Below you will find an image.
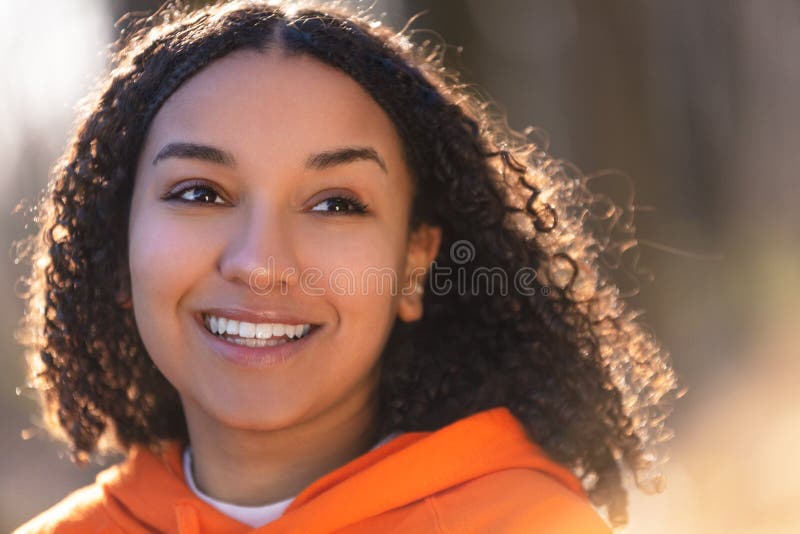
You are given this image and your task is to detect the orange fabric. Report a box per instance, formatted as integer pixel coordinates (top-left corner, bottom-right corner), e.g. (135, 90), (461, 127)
(14, 406), (612, 533)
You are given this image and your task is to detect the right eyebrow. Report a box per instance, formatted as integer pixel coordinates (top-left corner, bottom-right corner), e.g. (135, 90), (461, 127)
(152, 142), (236, 167)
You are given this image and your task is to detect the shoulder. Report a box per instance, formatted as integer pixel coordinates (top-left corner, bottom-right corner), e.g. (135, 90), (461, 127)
(428, 468), (613, 534)
(12, 481), (116, 534)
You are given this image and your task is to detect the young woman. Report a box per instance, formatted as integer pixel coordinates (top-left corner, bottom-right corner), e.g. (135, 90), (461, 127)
(14, 1), (679, 532)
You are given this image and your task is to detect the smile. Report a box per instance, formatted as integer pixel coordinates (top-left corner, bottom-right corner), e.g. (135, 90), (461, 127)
(202, 313), (317, 348)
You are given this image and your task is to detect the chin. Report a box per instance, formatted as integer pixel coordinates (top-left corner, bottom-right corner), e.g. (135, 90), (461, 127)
(194, 389), (318, 431)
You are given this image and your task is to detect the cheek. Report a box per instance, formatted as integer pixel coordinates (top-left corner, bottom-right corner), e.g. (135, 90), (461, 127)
(301, 222), (407, 357)
(299, 217), (405, 297)
(127, 211), (215, 370)
(129, 215), (209, 306)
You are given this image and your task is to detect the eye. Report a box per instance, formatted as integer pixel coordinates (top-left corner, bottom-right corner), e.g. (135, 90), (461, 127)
(163, 180), (227, 206)
(310, 195), (369, 215)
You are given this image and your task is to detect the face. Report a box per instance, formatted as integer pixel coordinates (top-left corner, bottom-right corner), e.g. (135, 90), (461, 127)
(128, 49), (441, 430)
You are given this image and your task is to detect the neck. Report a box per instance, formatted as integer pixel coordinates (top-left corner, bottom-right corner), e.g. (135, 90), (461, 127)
(181, 388), (380, 506)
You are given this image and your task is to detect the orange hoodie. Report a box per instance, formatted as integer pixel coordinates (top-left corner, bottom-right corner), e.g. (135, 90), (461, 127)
(14, 406), (612, 533)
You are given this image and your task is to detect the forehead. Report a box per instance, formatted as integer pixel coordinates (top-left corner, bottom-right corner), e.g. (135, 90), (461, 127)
(140, 48), (408, 176)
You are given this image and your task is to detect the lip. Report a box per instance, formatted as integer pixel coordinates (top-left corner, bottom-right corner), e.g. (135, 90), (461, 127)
(193, 312), (322, 369)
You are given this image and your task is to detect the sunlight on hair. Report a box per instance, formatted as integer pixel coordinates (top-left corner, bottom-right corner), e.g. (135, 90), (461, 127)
(0, 0), (110, 194)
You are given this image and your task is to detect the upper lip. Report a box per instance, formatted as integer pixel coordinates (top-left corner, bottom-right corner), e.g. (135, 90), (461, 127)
(199, 307), (321, 325)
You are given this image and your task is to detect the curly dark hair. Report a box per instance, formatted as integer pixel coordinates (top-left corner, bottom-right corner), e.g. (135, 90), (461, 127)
(14, 0), (681, 528)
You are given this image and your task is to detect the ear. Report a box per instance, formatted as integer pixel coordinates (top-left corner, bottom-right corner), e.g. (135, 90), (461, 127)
(397, 223), (442, 323)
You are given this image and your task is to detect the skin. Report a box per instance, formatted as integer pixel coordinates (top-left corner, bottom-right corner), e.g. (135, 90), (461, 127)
(127, 48), (441, 505)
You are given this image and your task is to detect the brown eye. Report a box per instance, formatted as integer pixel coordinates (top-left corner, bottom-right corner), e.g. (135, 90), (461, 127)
(164, 181), (227, 205)
(310, 195), (369, 215)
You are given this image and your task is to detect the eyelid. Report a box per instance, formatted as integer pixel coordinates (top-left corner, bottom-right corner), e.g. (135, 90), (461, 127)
(162, 178), (230, 204)
(308, 192), (370, 215)
(161, 180), (369, 214)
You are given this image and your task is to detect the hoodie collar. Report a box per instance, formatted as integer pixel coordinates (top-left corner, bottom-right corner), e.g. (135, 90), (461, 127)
(97, 406), (585, 534)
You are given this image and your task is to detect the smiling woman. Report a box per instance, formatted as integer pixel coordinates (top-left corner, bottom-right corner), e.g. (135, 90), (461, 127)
(128, 49), (427, 452)
(13, 1), (679, 533)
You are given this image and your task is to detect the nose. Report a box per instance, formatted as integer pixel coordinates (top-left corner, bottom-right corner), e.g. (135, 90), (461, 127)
(217, 204), (299, 295)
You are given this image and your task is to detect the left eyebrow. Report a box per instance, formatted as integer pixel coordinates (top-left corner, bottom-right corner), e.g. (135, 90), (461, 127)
(305, 146), (387, 174)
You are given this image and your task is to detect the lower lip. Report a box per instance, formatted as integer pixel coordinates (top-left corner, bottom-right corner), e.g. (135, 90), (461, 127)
(194, 315), (321, 369)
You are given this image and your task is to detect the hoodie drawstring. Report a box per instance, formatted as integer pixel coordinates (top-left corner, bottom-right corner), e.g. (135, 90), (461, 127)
(175, 502), (200, 534)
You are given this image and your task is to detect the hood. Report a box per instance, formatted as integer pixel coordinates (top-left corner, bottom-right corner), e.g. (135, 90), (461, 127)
(97, 406), (588, 533)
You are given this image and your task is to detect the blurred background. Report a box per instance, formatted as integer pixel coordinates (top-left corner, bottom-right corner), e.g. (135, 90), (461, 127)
(1, 1), (798, 532)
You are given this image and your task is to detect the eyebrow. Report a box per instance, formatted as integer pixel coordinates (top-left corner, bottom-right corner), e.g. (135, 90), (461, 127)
(152, 142), (235, 167)
(305, 146), (387, 174)
(152, 142), (387, 173)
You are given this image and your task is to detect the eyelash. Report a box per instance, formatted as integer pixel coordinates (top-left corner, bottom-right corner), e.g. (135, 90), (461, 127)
(162, 180), (370, 215)
(310, 194), (370, 215)
(163, 180), (227, 205)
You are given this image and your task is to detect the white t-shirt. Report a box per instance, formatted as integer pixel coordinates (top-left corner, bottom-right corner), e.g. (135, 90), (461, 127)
(183, 432), (401, 528)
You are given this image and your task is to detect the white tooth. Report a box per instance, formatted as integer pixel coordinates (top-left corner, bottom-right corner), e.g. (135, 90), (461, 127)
(273, 324), (285, 337)
(239, 321), (256, 338)
(286, 325), (298, 338)
(209, 316), (218, 333)
(226, 319), (239, 336)
(302, 324), (311, 336)
(255, 323), (273, 339)
(244, 338), (257, 347)
(217, 317), (227, 334)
